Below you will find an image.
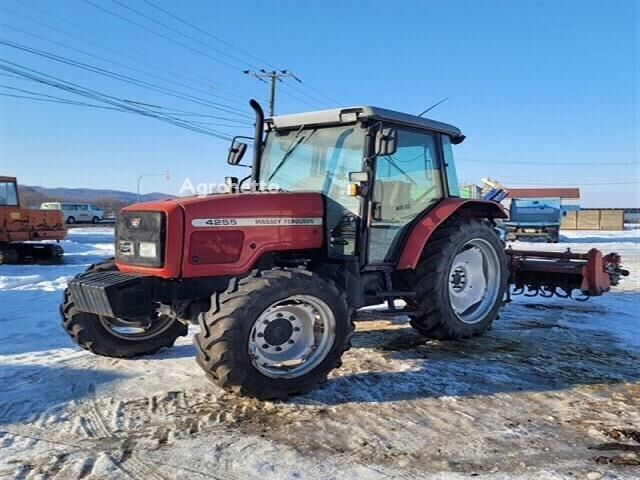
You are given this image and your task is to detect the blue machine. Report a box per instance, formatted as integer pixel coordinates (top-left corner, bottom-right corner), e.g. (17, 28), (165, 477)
(504, 198), (562, 243)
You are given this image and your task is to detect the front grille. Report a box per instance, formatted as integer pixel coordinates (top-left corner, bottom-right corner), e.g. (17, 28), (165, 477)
(116, 211), (166, 267)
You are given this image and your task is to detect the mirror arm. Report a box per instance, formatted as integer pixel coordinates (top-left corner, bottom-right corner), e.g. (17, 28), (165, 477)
(249, 99), (265, 184)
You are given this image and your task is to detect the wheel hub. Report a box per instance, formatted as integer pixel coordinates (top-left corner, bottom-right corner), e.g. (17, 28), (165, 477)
(447, 239), (501, 324)
(262, 317), (294, 346)
(248, 295), (336, 379)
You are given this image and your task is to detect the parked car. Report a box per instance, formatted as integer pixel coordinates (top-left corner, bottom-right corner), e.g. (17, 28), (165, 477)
(40, 202), (105, 224)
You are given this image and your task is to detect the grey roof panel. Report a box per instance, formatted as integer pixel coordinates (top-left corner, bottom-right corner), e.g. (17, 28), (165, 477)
(268, 106), (462, 137)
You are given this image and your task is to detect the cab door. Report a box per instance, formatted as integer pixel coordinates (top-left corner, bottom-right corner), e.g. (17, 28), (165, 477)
(368, 127), (444, 264)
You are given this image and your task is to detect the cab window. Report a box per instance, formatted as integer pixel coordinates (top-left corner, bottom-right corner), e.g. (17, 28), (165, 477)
(0, 181), (18, 206)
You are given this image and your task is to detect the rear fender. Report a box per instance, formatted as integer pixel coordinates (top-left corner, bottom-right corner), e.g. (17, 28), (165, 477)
(396, 198), (507, 270)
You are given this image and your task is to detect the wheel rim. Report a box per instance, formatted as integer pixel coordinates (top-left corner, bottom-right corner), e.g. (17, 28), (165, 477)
(448, 238), (501, 325)
(98, 314), (176, 341)
(248, 295), (336, 379)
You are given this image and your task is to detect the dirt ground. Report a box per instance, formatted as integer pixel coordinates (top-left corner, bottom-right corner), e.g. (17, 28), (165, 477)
(0, 229), (638, 479)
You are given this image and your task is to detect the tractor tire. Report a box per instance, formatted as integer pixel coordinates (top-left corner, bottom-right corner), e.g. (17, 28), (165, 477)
(0, 247), (19, 264)
(407, 219), (508, 340)
(61, 259), (187, 358)
(194, 269), (353, 400)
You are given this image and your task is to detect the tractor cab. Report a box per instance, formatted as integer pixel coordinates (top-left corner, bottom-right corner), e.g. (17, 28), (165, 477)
(228, 104), (467, 266)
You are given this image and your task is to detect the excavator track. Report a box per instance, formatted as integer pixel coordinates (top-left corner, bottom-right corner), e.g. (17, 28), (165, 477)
(0, 243), (64, 264)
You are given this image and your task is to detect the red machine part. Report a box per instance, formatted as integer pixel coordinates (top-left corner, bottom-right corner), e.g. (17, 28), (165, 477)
(396, 198), (508, 270)
(506, 247), (628, 297)
(116, 192), (324, 279)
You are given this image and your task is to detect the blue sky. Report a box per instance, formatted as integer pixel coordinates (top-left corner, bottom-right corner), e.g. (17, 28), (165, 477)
(0, 0), (638, 207)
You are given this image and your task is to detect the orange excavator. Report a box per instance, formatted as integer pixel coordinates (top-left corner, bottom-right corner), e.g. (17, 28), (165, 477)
(0, 176), (66, 264)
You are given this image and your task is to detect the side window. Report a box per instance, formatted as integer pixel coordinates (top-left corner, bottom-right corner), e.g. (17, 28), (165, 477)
(369, 128), (443, 263)
(0, 181), (18, 206)
(78, 205), (88, 211)
(442, 135), (460, 196)
(62, 204), (75, 211)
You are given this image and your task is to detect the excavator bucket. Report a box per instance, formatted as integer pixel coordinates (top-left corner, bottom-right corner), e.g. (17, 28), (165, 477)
(506, 247), (629, 300)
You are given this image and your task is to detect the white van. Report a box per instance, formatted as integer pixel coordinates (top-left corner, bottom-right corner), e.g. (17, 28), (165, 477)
(40, 203), (105, 224)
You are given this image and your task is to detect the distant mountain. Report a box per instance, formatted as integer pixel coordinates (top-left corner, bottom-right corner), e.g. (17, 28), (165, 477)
(21, 185), (175, 204)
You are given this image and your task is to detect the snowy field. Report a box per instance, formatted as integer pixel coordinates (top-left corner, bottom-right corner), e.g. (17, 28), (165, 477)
(0, 227), (638, 479)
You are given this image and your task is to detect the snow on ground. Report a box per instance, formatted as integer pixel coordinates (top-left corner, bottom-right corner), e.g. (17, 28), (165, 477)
(0, 227), (638, 479)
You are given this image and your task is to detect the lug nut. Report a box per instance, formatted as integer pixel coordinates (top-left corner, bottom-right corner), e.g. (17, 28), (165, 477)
(294, 327), (301, 332)
(262, 344), (269, 349)
(289, 315), (295, 321)
(275, 346), (282, 352)
(257, 332), (264, 338)
(288, 339), (295, 344)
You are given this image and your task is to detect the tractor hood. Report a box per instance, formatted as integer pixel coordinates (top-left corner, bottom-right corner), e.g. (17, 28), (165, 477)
(118, 192), (325, 279)
(175, 191), (324, 226)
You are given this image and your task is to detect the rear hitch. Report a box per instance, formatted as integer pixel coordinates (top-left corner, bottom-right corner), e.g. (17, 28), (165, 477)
(506, 246), (629, 301)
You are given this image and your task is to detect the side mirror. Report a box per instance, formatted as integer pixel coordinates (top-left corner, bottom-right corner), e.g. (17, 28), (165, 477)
(375, 127), (397, 156)
(227, 141), (248, 165)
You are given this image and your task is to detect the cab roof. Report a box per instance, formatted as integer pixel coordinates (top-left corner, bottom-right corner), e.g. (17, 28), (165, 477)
(268, 106), (463, 139)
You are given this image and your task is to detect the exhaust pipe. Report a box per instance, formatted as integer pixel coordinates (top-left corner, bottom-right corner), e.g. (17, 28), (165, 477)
(249, 99), (264, 184)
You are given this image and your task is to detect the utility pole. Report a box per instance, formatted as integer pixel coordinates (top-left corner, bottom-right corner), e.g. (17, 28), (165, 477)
(243, 69), (301, 116)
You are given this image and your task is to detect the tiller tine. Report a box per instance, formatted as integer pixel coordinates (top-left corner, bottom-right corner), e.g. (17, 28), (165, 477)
(506, 247), (629, 300)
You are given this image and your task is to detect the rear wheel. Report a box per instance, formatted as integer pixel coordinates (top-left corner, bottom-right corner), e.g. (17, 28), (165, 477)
(61, 259), (187, 357)
(195, 269), (353, 399)
(407, 219), (508, 340)
(66, 216), (76, 225)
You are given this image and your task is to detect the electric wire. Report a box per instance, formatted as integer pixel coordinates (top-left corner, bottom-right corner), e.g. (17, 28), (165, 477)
(1, 22), (252, 111)
(0, 61), (234, 140)
(12, 0), (263, 101)
(0, 38), (253, 119)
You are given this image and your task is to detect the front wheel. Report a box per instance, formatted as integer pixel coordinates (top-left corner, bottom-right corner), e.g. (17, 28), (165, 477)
(407, 219), (508, 340)
(92, 216), (100, 224)
(60, 260), (187, 357)
(195, 269), (353, 399)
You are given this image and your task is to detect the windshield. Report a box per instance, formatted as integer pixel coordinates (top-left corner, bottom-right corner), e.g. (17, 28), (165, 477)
(259, 124), (365, 195)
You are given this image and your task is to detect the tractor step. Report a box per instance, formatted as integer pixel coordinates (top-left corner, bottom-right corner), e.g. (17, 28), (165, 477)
(369, 308), (419, 317)
(376, 291), (416, 298)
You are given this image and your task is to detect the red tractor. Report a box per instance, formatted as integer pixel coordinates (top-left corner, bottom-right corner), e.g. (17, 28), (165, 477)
(62, 101), (628, 399)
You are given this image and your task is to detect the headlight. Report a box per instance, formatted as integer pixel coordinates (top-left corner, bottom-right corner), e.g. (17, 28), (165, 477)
(138, 242), (157, 258)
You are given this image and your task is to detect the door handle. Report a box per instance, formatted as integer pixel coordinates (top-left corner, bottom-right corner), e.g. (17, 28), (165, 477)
(371, 202), (382, 221)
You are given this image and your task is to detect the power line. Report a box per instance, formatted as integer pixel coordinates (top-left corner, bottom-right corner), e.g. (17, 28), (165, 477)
(0, 38), (253, 119)
(11, 0), (263, 102)
(0, 84), (251, 128)
(139, 0), (280, 71)
(1, 21), (251, 110)
(81, 0), (244, 72)
(133, 0), (339, 109)
(245, 69), (317, 116)
(457, 157), (635, 166)
(0, 60), (234, 140)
